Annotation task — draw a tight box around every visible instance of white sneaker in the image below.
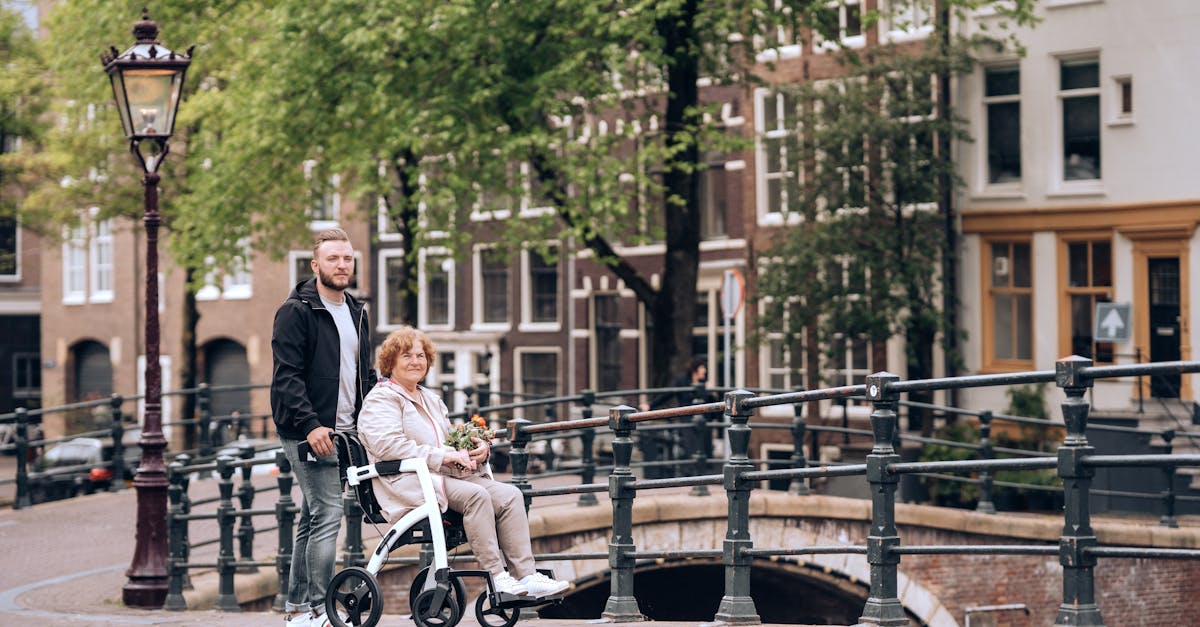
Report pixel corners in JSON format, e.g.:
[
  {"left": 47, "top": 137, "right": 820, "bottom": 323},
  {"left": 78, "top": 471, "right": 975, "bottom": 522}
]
[
  {"left": 284, "top": 612, "right": 314, "bottom": 627},
  {"left": 519, "top": 572, "right": 570, "bottom": 597},
  {"left": 492, "top": 571, "right": 529, "bottom": 596},
  {"left": 314, "top": 609, "right": 349, "bottom": 627}
]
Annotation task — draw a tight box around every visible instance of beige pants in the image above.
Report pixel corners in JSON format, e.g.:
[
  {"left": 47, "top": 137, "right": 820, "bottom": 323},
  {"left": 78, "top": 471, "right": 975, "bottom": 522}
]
[{"left": 443, "top": 475, "right": 536, "bottom": 579}]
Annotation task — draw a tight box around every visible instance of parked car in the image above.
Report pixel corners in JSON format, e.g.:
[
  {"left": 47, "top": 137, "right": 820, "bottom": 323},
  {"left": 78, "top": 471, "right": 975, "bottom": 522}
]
[{"left": 28, "top": 429, "right": 142, "bottom": 504}]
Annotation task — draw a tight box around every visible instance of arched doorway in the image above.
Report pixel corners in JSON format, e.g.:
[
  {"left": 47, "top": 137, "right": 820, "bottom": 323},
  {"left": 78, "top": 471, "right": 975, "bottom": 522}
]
[
  {"left": 71, "top": 340, "right": 112, "bottom": 433},
  {"left": 203, "top": 339, "right": 250, "bottom": 444}
]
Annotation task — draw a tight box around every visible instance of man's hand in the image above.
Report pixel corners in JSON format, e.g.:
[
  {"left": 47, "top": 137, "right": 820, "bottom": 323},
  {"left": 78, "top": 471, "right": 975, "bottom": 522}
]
[
  {"left": 468, "top": 437, "right": 490, "bottom": 465},
  {"left": 306, "top": 426, "right": 336, "bottom": 459}
]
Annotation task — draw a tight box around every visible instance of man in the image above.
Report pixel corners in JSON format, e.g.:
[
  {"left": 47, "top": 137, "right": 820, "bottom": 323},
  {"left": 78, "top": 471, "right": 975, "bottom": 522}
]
[{"left": 272, "top": 228, "right": 374, "bottom": 627}]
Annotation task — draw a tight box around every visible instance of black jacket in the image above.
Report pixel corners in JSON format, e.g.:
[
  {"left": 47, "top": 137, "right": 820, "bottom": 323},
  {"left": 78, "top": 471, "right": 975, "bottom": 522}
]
[{"left": 271, "top": 278, "right": 375, "bottom": 440}]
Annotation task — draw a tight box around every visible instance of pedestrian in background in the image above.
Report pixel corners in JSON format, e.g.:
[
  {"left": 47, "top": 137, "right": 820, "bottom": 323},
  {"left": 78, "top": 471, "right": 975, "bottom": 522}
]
[{"left": 271, "top": 228, "right": 374, "bottom": 627}]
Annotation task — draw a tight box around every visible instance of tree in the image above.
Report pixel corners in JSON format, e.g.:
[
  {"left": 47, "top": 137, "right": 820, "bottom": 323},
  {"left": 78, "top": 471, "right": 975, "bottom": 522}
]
[
  {"left": 0, "top": 4, "right": 48, "bottom": 273},
  {"left": 753, "top": 1, "right": 1036, "bottom": 428}
]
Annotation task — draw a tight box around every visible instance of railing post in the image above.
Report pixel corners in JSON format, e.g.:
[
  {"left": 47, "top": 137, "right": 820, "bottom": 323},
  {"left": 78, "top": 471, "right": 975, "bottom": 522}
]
[
  {"left": 172, "top": 454, "right": 193, "bottom": 590},
  {"left": 788, "top": 390, "right": 809, "bottom": 496},
  {"left": 109, "top": 394, "right": 126, "bottom": 492},
  {"left": 543, "top": 404, "right": 558, "bottom": 470},
  {"left": 507, "top": 418, "right": 533, "bottom": 511},
  {"left": 601, "top": 405, "right": 644, "bottom": 622},
  {"left": 976, "top": 410, "right": 996, "bottom": 514},
  {"left": 1160, "top": 429, "right": 1178, "bottom": 528},
  {"left": 713, "top": 390, "right": 761, "bottom": 625},
  {"left": 13, "top": 407, "right": 31, "bottom": 509},
  {"left": 214, "top": 455, "right": 241, "bottom": 612},
  {"left": 236, "top": 444, "right": 257, "bottom": 572},
  {"left": 1054, "top": 356, "right": 1104, "bottom": 626},
  {"left": 690, "top": 412, "right": 711, "bottom": 497},
  {"left": 163, "top": 460, "right": 188, "bottom": 610},
  {"left": 859, "top": 372, "right": 907, "bottom": 626},
  {"left": 273, "top": 450, "right": 295, "bottom": 612},
  {"left": 197, "top": 383, "right": 213, "bottom": 457},
  {"left": 440, "top": 382, "right": 453, "bottom": 408},
  {"left": 578, "top": 390, "right": 599, "bottom": 507}
]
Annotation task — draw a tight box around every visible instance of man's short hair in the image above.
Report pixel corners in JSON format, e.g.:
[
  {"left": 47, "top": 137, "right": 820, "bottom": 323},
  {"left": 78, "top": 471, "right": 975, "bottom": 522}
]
[{"left": 312, "top": 227, "right": 351, "bottom": 255}]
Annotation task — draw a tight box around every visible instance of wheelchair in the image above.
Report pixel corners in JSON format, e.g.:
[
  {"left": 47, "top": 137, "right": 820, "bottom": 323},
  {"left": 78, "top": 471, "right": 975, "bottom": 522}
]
[{"left": 308, "top": 433, "right": 563, "bottom": 627}]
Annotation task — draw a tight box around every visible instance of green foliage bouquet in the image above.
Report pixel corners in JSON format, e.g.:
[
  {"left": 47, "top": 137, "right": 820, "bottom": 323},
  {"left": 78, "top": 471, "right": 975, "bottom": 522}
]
[{"left": 445, "top": 414, "right": 495, "bottom": 451}]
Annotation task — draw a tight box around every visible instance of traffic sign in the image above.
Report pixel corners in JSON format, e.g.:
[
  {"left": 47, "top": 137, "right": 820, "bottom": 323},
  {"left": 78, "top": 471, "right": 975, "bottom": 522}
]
[
  {"left": 1094, "top": 302, "right": 1131, "bottom": 342},
  {"left": 720, "top": 269, "right": 745, "bottom": 320}
]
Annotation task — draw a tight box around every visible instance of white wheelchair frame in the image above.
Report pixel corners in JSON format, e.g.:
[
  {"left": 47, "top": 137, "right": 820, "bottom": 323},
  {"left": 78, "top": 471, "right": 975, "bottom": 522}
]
[{"left": 320, "top": 434, "right": 561, "bottom": 627}]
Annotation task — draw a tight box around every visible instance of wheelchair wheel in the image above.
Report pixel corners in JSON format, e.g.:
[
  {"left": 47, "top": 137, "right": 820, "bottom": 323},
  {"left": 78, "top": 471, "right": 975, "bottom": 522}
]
[
  {"left": 474, "top": 592, "right": 520, "bottom": 627},
  {"left": 326, "top": 566, "right": 382, "bottom": 627},
  {"left": 408, "top": 566, "right": 466, "bottom": 616},
  {"left": 413, "top": 587, "right": 462, "bottom": 627}
]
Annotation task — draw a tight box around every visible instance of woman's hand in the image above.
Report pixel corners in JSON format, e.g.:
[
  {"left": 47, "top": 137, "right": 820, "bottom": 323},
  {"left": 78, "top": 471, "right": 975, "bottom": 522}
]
[
  {"left": 468, "top": 437, "right": 490, "bottom": 465},
  {"left": 443, "top": 449, "right": 476, "bottom": 471}
]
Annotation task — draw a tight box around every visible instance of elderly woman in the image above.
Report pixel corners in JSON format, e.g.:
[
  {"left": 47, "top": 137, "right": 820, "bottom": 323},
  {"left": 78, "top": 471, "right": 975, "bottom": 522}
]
[{"left": 357, "top": 326, "right": 569, "bottom": 598}]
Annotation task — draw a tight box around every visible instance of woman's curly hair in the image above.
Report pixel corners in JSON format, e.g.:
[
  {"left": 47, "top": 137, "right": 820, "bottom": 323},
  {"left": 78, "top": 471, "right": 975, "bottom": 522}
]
[{"left": 376, "top": 326, "right": 437, "bottom": 379}]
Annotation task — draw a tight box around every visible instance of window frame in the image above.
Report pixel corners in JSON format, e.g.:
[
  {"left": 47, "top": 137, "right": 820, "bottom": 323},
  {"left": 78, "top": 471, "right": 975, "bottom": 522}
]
[
  {"left": 591, "top": 292, "right": 623, "bottom": 393},
  {"left": 982, "top": 237, "right": 1036, "bottom": 371},
  {"left": 754, "top": 88, "right": 800, "bottom": 227},
  {"left": 88, "top": 216, "right": 114, "bottom": 303},
  {"left": 419, "top": 247, "right": 455, "bottom": 331},
  {"left": 472, "top": 246, "right": 511, "bottom": 331},
  {"left": 881, "top": 0, "right": 934, "bottom": 43},
  {"left": 1058, "top": 233, "right": 1115, "bottom": 364},
  {"left": 520, "top": 245, "right": 560, "bottom": 330},
  {"left": 514, "top": 348, "right": 560, "bottom": 421},
  {"left": 981, "top": 63, "right": 1023, "bottom": 190},
  {"left": 0, "top": 212, "right": 18, "bottom": 281},
  {"left": 1055, "top": 55, "right": 1102, "bottom": 190},
  {"left": 62, "top": 223, "right": 88, "bottom": 305}
]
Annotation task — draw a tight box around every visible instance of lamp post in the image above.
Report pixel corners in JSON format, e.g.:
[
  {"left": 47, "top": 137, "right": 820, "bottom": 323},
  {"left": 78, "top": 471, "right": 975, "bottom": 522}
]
[{"left": 101, "top": 9, "right": 192, "bottom": 609}]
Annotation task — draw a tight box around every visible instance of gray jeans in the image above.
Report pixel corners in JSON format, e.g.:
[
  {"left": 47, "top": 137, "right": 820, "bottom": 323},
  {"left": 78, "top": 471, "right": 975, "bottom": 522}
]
[{"left": 281, "top": 437, "right": 343, "bottom": 616}]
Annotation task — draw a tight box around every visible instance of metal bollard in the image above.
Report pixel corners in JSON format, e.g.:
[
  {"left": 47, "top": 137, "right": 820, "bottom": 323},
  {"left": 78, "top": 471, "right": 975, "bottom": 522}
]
[
  {"left": 164, "top": 460, "right": 189, "bottom": 610},
  {"left": 713, "top": 390, "right": 761, "bottom": 625},
  {"left": 273, "top": 450, "right": 295, "bottom": 612},
  {"left": 577, "top": 390, "right": 598, "bottom": 507},
  {"left": 1160, "top": 429, "right": 1178, "bottom": 528},
  {"left": 14, "top": 407, "right": 31, "bottom": 509},
  {"left": 976, "top": 410, "right": 996, "bottom": 514},
  {"left": 601, "top": 405, "right": 644, "bottom": 622},
  {"left": 1054, "top": 356, "right": 1103, "bottom": 626},
  {"left": 236, "top": 444, "right": 257, "bottom": 572},
  {"left": 858, "top": 372, "right": 907, "bottom": 626},
  {"left": 507, "top": 418, "right": 533, "bottom": 511},
  {"left": 214, "top": 456, "right": 241, "bottom": 612},
  {"left": 788, "top": 391, "right": 809, "bottom": 497}
]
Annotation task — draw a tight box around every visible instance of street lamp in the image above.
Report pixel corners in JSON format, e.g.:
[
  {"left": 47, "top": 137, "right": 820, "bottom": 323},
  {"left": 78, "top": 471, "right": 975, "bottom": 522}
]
[{"left": 101, "top": 9, "right": 192, "bottom": 609}]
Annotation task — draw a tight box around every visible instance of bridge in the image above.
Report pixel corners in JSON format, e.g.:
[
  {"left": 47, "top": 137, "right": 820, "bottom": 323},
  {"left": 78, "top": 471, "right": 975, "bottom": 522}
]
[{"left": 4, "top": 356, "right": 1200, "bottom": 626}]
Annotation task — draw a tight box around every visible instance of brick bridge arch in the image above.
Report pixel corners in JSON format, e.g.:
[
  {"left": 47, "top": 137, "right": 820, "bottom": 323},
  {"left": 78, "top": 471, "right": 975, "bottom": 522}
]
[{"left": 525, "top": 493, "right": 1200, "bottom": 626}]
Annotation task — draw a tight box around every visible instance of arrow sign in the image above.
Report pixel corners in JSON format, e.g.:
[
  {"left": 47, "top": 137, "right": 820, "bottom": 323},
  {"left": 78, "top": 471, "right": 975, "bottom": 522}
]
[{"left": 1093, "top": 303, "right": 1131, "bottom": 342}]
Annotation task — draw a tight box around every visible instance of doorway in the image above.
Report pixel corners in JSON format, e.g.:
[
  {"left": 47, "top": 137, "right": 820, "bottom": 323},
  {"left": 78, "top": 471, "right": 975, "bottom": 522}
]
[{"left": 1148, "top": 257, "right": 1181, "bottom": 398}]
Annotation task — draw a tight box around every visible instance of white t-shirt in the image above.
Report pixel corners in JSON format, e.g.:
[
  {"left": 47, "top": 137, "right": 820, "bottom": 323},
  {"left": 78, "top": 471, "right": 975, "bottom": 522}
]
[{"left": 320, "top": 294, "right": 359, "bottom": 432}]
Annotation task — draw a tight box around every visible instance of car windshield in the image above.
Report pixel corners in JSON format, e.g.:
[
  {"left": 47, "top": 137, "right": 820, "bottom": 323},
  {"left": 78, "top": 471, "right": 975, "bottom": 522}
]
[{"left": 40, "top": 439, "right": 102, "bottom": 468}]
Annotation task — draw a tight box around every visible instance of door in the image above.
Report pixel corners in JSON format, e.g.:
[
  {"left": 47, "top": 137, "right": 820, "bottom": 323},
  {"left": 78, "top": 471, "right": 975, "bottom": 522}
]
[{"left": 1148, "top": 257, "right": 1181, "bottom": 398}]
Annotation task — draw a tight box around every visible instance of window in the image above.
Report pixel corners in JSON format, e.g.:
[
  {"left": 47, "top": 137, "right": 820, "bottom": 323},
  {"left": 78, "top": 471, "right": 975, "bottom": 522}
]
[
  {"left": 764, "top": 330, "right": 806, "bottom": 390},
  {"left": 593, "top": 293, "right": 622, "bottom": 392},
  {"left": 699, "top": 149, "right": 729, "bottom": 239},
  {"left": 755, "top": 0, "right": 803, "bottom": 61},
  {"left": 1064, "top": 239, "right": 1113, "bottom": 362},
  {"left": 477, "top": 248, "right": 509, "bottom": 325},
  {"left": 984, "top": 65, "right": 1021, "bottom": 185},
  {"left": 380, "top": 251, "right": 408, "bottom": 327},
  {"left": 13, "top": 352, "right": 41, "bottom": 400},
  {"left": 883, "top": 0, "right": 934, "bottom": 41},
  {"left": 304, "top": 160, "right": 340, "bottom": 226},
  {"left": 1114, "top": 75, "right": 1133, "bottom": 120},
  {"left": 518, "top": 350, "right": 559, "bottom": 420},
  {"left": 827, "top": 335, "right": 872, "bottom": 387},
  {"left": 89, "top": 219, "right": 114, "bottom": 301},
  {"left": 755, "top": 89, "right": 797, "bottom": 225},
  {"left": 1059, "top": 58, "right": 1101, "bottom": 181},
  {"left": 526, "top": 247, "right": 558, "bottom": 324},
  {"left": 222, "top": 242, "right": 253, "bottom": 299},
  {"left": 987, "top": 241, "right": 1033, "bottom": 366},
  {"left": 422, "top": 251, "right": 453, "bottom": 327},
  {"left": 886, "top": 73, "right": 937, "bottom": 205},
  {"left": 0, "top": 213, "right": 16, "bottom": 278},
  {"left": 816, "top": 0, "right": 864, "bottom": 49},
  {"left": 63, "top": 224, "right": 87, "bottom": 304}
]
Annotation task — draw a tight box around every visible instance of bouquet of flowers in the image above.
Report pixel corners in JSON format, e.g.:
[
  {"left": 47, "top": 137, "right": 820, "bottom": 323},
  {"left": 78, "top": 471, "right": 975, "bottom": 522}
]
[{"left": 445, "top": 414, "right": 496, "bottom": 451}]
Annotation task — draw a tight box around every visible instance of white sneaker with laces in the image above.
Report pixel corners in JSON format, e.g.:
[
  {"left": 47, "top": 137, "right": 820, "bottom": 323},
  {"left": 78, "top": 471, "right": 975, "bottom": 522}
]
[
  {"left": 492, "top": 571, "right": 529, "bottom": 596},
  {"left": 284, "top": 612, "right": 314, "bottom": 627},
  {"left": 519, "top": 572, "right": 570, "bottom": 597}
]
